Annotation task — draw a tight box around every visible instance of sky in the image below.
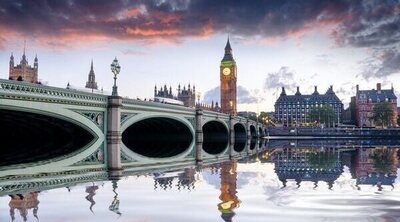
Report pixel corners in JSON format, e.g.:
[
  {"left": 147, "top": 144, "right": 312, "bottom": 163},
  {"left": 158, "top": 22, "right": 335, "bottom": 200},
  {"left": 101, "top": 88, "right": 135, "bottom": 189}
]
[{"left": 0, "top": 0, "right": 399, "bottom": 112}]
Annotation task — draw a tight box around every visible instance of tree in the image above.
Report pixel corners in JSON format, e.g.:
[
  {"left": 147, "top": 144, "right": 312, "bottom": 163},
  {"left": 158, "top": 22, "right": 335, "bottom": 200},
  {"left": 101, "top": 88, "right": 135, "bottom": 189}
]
[
  {"left": 308, "top": 151, "right": 338, "bottom": 170},
  {"left": 371, "top": 102, "right": 394, "bottom": 128},
  {"left": 397, "top": 115, "right": 400, "bottom": 127},
  {"left": 369, "top": 148, "right": 395, "bottom": 173},
  {"left": 308, "top": 105, "right": 337, "bottom": 127}
]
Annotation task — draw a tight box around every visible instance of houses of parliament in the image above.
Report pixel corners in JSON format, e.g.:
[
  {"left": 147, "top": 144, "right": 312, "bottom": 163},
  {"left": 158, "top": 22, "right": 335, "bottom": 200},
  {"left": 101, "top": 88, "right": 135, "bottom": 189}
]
[
  {"left": 155, "top": 38, "right": 238, "bottom": 116},
  {"left": 7, "top": 39, "right": 239, "bottom": 116},
  {"left": 8, "top": 47, "right": 38, "bottom": 83}
]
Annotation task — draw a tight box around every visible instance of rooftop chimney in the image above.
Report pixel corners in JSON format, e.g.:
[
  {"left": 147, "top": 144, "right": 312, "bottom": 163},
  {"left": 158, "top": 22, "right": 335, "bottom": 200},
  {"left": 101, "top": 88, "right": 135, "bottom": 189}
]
[
  {"left": 356, "top": 84, "right": 359, "bottom": 93},
  {"left": 281, "top": 87, "right": 286, "bottom": 96},
  {"left": 295, "top": 86, "right": 301, "bottom": 96},
  {"left": 313, "top": 86, "right": 319, "bottom": 95},
  {"left": 377, "top": 83, "right": 381, "bottom": 91}
]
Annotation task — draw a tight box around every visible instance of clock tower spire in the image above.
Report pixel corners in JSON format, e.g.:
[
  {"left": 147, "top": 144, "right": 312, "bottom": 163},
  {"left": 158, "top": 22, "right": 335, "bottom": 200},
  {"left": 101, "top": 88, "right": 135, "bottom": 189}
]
[{"left": 220, "top": 37, "right": 237, "bottom": 116}]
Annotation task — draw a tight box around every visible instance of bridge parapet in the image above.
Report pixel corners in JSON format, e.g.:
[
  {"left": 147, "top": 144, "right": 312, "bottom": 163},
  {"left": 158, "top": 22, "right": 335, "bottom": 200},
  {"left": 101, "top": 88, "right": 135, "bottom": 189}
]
[
  {"left": 122, "top": 97, "right": 194, "bottom": 114},
  {"left": 0, "top": 79, "right": 107, "bottom": 106}
]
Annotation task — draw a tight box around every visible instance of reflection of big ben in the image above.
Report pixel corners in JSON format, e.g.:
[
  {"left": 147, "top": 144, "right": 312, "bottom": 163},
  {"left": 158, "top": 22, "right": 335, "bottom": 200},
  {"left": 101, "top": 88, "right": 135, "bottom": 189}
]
[
  {"left": 218, "top": 160, "right": 240, "bottom": 222},
  {"left": 220, "top": 37, "right": 237, "bottom": 116}
]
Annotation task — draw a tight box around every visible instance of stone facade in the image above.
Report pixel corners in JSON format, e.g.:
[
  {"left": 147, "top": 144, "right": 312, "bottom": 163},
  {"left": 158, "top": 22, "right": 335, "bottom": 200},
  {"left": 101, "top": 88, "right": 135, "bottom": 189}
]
[
  {"left": 350, "top": 83, "right": 397, "bottom": 127},
  {"left": 9, "top": 51, "right": 38, "bottom": 83},
  {"left": 154, "top": 84, "right": 196, "bottom": 107}
]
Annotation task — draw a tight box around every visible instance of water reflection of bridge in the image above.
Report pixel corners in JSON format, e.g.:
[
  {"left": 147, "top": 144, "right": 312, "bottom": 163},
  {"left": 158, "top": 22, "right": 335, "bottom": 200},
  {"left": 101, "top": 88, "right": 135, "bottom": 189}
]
[
  {"left": 0, "top": 158, "right": 243, "bottom": 222},
  {"left": 2, "top": 142, "right": 400, "bottom": 221}
]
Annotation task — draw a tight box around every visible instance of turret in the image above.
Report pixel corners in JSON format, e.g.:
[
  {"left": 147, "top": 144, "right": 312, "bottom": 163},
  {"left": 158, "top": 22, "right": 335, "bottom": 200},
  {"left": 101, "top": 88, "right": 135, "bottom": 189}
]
[
  {"left": 34, "top": 54, "right": 38, "bottom": 70},
  {"left": 178, "top": 84, "right": 181, "bottom": 95},
  {"left": 9, "top": 53, "right": 14, "bottom": 70},
  {"left": 154, "top": 84, "right": 157, "bottom": 96}
]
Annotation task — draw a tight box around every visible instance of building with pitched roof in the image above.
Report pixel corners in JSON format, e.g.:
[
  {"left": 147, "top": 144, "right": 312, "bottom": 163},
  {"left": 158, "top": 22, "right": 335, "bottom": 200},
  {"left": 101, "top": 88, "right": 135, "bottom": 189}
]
[
  {"left": 350, "top": 83, "right": 397, "bottom": 127},
  {"left": 274, "top": 86, "right": 343, "bottom": 126}
]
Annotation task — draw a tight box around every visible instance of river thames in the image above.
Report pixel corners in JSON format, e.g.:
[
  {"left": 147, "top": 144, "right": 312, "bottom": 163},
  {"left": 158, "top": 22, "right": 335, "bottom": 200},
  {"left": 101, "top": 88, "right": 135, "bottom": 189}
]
[{"left": 1, "top": 142, "right": 400, "bottom": 222}]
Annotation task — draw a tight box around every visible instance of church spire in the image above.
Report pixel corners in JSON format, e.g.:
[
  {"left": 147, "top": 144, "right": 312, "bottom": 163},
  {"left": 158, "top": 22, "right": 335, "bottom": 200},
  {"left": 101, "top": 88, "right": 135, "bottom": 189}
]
[
  {"left": 222, "top": 36, "right": 234, "bottom": 62},
  {"left": 225, "top": 36, "right": 232, "bottom": 52},
  {"left": 21, "top": 40, "right": 27, "bottom": 65},
  {"left": 85, "top": 59, "right": 98, "bottom": 90},
  {"left": 23, "top": 40, "right": 26, "bottom": 56}
]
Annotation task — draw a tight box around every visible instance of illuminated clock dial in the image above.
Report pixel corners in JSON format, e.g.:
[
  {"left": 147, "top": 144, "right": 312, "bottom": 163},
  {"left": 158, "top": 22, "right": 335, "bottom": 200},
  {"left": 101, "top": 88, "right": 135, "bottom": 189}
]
[{"left": 223, "top": 67, "right": 231, "bottom": 76}]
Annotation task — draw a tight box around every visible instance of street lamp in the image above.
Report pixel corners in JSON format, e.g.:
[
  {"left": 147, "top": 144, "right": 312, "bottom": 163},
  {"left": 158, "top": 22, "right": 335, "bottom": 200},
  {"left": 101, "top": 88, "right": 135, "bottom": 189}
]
[{"left": 111, "top": 57, "right": 121, "bottom": 96}]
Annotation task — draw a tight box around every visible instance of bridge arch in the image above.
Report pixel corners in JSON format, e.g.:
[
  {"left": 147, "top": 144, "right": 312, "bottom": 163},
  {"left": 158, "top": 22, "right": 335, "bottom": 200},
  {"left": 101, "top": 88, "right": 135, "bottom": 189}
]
[
  {"left": 233, "top": 122, "right": 247, "bottom": 153},
  {"left": 250, "top": 138, "right": 257, "bottom": 150},
  {"left": 202, "top": 120, "right": 229, "bottom": 155},
  {"left": 258, "top": 127, "right": 263, "bottom": 137},
  {"left": 0, "top": 102, "right": 104, "bottom": 172},
  {"left": 121, "top": 113, "right": 194, "bottom": 161},
  {"left": 250, "top": 125, "right": 257, "bottom": 138}
]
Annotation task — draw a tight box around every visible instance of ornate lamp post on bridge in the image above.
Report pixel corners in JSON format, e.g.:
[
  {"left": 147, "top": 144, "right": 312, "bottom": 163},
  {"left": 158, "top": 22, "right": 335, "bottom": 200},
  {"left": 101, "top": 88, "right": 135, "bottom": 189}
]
[
  {"left": 107, "top": 57, "right": 123, "bottom": 175},
  {"left": 111, "top": 57, "right": 121, "bottom": 96}
]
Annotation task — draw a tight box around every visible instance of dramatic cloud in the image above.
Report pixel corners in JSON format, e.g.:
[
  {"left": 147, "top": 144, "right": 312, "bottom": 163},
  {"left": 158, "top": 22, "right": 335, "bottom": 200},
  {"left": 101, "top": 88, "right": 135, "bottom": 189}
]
[
  {"left": 203, "top": 85, "right": 260, "bottom": 105},
  {"left": 0, "top": 0, "right": 351, "bottom": 47},
  {"left": 333, "top": 1, "right": 400, "bottom": 48},
  {"left": 264, "top": 67, "right": 297, "bottom": 92},
  {"left": 360, "top": 48, "right": 400, "bottom": 79}
]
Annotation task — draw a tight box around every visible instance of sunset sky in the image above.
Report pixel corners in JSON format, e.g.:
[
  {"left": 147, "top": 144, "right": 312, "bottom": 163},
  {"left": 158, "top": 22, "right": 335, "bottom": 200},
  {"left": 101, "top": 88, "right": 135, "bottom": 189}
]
[{"left": 0, "top": 0, "right": 399, "bottom": 112}]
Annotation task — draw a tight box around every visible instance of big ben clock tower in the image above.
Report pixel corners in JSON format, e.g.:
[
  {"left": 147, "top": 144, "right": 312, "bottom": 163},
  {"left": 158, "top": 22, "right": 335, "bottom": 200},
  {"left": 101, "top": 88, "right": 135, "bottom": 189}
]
[{"left": 220, "top": 37, "right": 237, "bottom": 116}]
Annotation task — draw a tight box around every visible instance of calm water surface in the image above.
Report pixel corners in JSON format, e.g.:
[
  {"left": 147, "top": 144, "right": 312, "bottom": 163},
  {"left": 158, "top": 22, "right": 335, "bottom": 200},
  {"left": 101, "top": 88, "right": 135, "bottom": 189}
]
[{"left": 2, "top": 147, "right": 400, "bottom": 222}]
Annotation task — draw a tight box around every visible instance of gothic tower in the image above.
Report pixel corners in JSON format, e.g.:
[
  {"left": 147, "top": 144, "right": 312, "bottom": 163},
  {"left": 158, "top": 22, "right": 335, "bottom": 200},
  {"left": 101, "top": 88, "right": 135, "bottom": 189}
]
[
  {"left": 220, "top": 37, "right": 237, "bottom": 115},
  {"left": 85, "top": 60, "right": 98, "bottom": 90},
  {"left": 9, "top": 42, "right": 38, "bottom": 83}
]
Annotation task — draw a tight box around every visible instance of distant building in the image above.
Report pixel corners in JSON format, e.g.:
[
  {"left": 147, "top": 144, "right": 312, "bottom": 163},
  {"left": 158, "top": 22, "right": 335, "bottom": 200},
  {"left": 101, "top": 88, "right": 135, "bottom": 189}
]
[
  {"left": 342, "top": 107, "right": 354, "bottom": 125},
  {"left": 85, "top": 60, "right": 98, "bottom": 90},
  {"left": 177, "top": 84, "right": 196, "bottom": 107},
  {"left": 274, "top": 86, "right": 343, "bottom": 126},
  {"left": 9, "top": 47, "right": 38, "bottom": 83},
  {"left": 238, "top": 111, "right": 257, "bottom": 120},
  {"left": 154, "top": 84, "right": 196, "bottom": 107},
  {"left": 350, "top": 83, "right": 397, "bottom": 127}
]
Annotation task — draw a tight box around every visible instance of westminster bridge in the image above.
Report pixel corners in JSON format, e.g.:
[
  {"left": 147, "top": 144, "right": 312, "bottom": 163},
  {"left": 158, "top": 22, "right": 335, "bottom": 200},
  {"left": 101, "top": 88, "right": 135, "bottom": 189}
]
[{"left": 0, "top": 79, "right": 268, "bottom": 177}]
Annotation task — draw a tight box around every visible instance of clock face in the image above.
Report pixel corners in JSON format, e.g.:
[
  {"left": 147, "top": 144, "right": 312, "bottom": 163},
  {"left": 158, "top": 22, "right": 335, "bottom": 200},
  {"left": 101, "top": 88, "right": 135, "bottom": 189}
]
[{"left": 223, "top": 67, "right": 231, "bottom": 76}]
